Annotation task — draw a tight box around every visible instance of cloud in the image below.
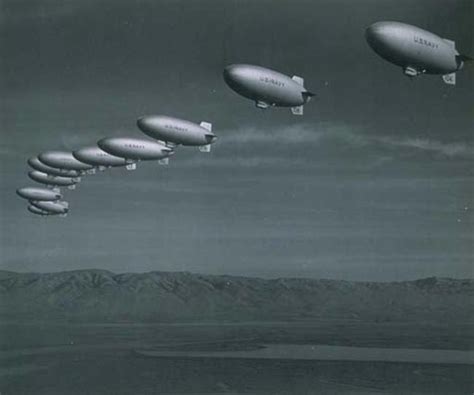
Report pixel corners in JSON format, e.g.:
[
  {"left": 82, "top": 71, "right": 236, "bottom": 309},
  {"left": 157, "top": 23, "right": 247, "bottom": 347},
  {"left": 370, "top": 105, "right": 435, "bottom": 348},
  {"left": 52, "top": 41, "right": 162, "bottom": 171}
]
[
  {"left": 375, "top": 136, "right": 474, "bottom": 159},
  {"left": 221, "top": 122, "right": 369, "bottom": 146},
  {"left": 222, "top": 124, "right": 326, "bottom": 144},
  {"left": 32, "top": 122, "right": 473, "bottom": 171},
  {"left": 173, "top": 155, "right": 313, "bottom": 169},
  {"left": 218, "top": 122, "right": 474, "bottom": 160}
]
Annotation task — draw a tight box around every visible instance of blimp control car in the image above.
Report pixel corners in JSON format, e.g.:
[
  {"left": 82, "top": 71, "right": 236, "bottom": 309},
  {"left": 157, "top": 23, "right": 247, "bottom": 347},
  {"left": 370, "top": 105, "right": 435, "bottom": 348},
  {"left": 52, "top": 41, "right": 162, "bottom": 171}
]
[
  {"left": 31, "top": 200, "right": 69, "bottom": 217},
  {"left": 38, "top": 151, "right": 95, "bottom": 174},
  {"left": 28, "top": 157, "right": 81, "bottom": 178},
  {"left": 17, "top": 187, "right": 62, "bottom": 202},
  {"left": 98, "top": 137, "right": 174, "bottom": 167},
  {"left": 137, "top": 115, "right": 217, "bottom": 153},
  {"left": 73, "top": 146, "right": 131, "bottom": 171},
  {"left": 28, "top": 171, "right": 80, "bottom": 190},
  {"left": 366, "top": 21, "right": 471, "bottom": 85},
  {"left": 223, "top": 64, "right": 315, "bottom": 115}
]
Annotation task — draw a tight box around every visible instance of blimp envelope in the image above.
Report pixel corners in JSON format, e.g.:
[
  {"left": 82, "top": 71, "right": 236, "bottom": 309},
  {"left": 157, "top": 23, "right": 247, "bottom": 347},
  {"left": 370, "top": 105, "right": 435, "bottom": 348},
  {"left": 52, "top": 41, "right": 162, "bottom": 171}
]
[
  {"left": 137, "top": 115, "right": 216, "bottom": 152},
  {"left": 98, "top": 137, "right": 174, "bottom": 164},
  {"left": 39, "top": 151, "right": 94, "bottom": 172}
]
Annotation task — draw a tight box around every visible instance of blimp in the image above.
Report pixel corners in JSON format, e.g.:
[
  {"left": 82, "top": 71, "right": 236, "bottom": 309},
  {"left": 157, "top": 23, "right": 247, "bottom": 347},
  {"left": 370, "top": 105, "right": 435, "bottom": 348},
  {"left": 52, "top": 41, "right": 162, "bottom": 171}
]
[
  {"left": 38, "top": 151, "right": 95, "bottom": 175},
  {"left": 72, "top": 146, "right": 133, "bottom": 171},
  {"left": 223, "top": 64, "right": 315, "bottom": 115},
  {"left": 27, "top": 205, "right": 52, "bottom": 216},
  {"left": 365, "top": 21, "right": 471, "bottom": 85},
  {"left": 97, "top": 137, "right": 174, "bottom": 167},
  {"left": 136, "top": 115, "right": 217, "bottom": 153},
  {"left": 28, "top": 157, "right": 81, "bottom": 178},
  {"left": 31, "top": 200, "right": 69, "bottom": 217},
  {"left": 28, "top": 171, "right": 80, "bottom": 190},
  {"left": 17, "top": 187, "right": 62, "bottom": 202}
]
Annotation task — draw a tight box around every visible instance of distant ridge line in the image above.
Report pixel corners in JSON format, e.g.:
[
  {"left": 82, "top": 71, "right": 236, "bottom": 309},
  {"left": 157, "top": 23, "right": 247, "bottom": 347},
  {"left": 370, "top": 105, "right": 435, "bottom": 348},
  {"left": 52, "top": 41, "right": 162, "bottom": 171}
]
[
  {"left": 0, "top": 269, "right": 472, "bottom": 283},
  {"left": 0, "top": 269, "right": 472, "bottom": 323}
]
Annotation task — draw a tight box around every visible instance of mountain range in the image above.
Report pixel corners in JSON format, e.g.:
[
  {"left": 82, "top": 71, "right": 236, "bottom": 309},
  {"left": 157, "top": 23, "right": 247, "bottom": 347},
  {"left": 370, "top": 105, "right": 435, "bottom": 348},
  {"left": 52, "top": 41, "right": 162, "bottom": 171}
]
[{"left": 0, "top": 270, "right": 472, "bottom": 323}]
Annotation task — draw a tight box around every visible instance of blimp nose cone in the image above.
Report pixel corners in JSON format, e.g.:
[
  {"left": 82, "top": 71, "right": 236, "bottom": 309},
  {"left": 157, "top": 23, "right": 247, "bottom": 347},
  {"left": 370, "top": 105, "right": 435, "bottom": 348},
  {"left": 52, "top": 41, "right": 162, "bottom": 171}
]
[
  {"left": 365, "top": 22, "right": 387, "bottom": 46},
  {"left": 223, "top": 64, "right": 233, "bottom": 77},
  {"left": 223, "top": 64, "right": 239, "bottom": 82},
  {"left": 366, "top": 22, "right": 395, "bottom": 48},
  {"left": 137, "top": 116, "right": 162, "bottom": 137},
  {"left": 98, "top": 138, "right": 111, "bottom": 148},
  {"left": 136, "top": 116, "right": 149, "bottom": 130}
]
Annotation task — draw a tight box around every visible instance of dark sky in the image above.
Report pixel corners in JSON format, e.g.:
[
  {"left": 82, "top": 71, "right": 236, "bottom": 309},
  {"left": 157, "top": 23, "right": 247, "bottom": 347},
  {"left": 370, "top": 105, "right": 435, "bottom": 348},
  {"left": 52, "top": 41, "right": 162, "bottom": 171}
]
[{"left": 0, "top": 0, "right": 472, "bottom": 280}]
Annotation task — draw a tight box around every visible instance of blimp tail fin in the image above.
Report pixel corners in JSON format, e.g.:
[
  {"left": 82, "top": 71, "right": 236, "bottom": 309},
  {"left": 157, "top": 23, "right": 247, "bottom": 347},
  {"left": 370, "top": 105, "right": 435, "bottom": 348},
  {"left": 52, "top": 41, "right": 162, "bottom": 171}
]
[
  {"left": 60, "top": 213, "right": 68, "bottom": 218},
  {"left": 67, "top": 184, "right": 76, "bottom": 190},
  {"left": 158, "top": 158, "right": 169, "bottom": 165},
  {"left": 52, "top": 187, "right": 60, "bottom": 193},
  {"left": 292, "top": 75, "right": 304, "bottom": 86},
  {"left": 291, "top": 105, "right": 304, "bottom": 115},
  {"left": 442, "top": 72, "right": 456, "bottom": 85},
  {"left": 443, "top": 38, "right": 456, "bottom": 48},
  {"left": 200, "top": 122, "right": 212, "bottom": 132}
]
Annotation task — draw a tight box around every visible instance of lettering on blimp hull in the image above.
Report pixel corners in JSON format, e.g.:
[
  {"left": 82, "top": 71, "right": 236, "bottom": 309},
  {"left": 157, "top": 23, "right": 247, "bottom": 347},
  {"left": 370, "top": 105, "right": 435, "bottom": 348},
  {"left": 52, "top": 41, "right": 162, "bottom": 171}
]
[
  {"left": 125, "top": 144, "right": 146, "bottom": 149},
  {"left": 413, "top": 36, "right": 439, "bottom": 49},
  {"left": 259, "top": 76, "right": 285, "bottom": 87},
  {"left": 165, "top": 124, "right": 188, "bottom": 132}
]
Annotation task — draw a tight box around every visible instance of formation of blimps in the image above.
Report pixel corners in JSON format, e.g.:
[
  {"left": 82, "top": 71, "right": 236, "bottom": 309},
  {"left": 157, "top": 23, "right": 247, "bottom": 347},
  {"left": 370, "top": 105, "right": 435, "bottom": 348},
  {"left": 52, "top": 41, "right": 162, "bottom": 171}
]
[
  {"left": 17, "top": 21, "right": 471, "bottom": 217},
  {"left": 17, "top": 116, "right": 216, "bottom": 217}
]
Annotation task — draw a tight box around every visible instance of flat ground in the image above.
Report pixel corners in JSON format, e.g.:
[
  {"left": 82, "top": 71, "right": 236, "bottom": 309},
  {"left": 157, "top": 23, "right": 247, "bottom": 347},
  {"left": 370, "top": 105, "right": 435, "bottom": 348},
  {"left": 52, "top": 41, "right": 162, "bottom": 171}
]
[{"left": 0, "top": 321, "right": 473, "bottom": 394}]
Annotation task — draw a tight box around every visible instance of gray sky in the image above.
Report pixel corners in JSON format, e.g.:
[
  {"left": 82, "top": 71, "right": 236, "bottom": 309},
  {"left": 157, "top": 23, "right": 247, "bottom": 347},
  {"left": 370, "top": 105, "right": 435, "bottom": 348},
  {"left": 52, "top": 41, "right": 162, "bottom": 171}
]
[{"left": 0, "top": 0, "right": 473, "bottom": 280}]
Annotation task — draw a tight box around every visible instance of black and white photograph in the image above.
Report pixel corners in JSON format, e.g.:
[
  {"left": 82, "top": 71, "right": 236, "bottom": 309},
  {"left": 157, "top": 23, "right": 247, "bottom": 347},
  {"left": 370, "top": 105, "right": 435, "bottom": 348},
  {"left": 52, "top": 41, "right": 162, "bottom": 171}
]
[{"left": 0, "top": 0, "right": 473, "bottom": 393}]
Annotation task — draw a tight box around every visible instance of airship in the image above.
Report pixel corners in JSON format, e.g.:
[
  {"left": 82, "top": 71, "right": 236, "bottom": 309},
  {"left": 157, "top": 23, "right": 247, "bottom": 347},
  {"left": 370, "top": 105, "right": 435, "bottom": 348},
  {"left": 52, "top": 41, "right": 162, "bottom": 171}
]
[
  {"left": 27, "top": 204, "right": 60, "bottom": 217},
  {"left": 72, "top": 146, "right": 133, "bottom": 171},
  {"left": 223, "top": 64, "right": 315, "bottom": 115},
  {"left": 28, "top": 171, "right": 80, "bottom": 190},
  {"left": 31, "top": 200, "right": 69, "bottom": 217},
  {"left": 17, "top": 187, "right": 62, "bottom": 202},
  {"left": 27, "top": 205, "right": 56, "bottom": 216},
  {"left": 136, "top": 115, "right": 217, "bottom": 153},
  {"left": 28, "top": 157, "right": 81, "bottom": 178},
  {"left": 97, "top": 137, "right": 174, "bottom": 166},
  {"left": 38, "top": 151, "right": 95, "bottom": 174},
  {"left": 365, "top": 21, "right": 471, "bottom": 84}
]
